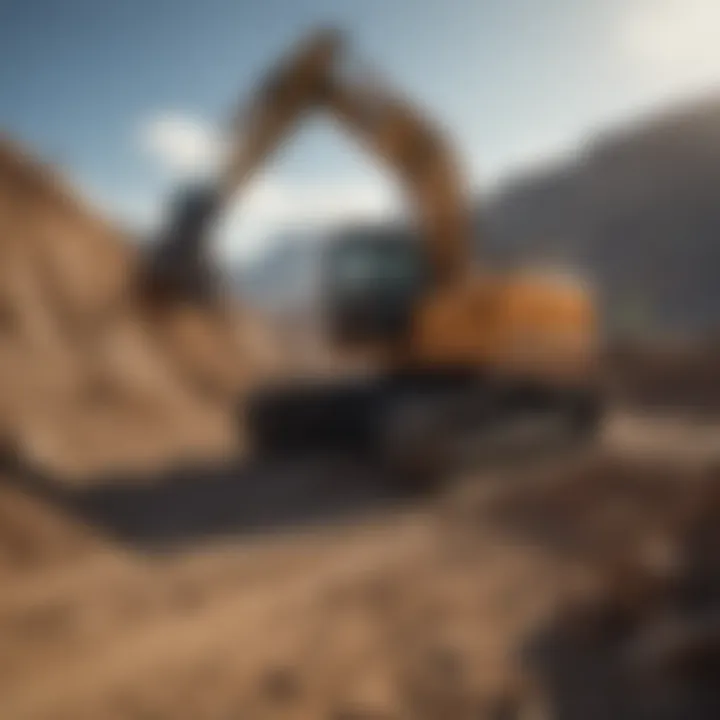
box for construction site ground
[1,407,719,720]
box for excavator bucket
[139,183,224,306]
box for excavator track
[244,373,604,489]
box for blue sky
[2,0,719,261]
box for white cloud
[138,112,226,178]
[619,0,720,94]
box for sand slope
[0,137,282,479]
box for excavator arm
[217,30,342,203]
[146,28,472,302]
[324,76,470,283]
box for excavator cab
[322,226,430,346]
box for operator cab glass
[322,226,429,344]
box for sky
[2,0,720,262]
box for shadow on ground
[0,452,410,552]
[0,415,592,554]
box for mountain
[487,96,720,338]
[232,233,324,321]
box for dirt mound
[0,135,282,480]
[511,460,720,719]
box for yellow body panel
[409,270,599,387]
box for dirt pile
[0,136,282,479]
[505,459,720,719]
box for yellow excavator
[145,28,603,481]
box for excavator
[143,28,603,482]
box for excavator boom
[218,29,342,202]
[325,80,469,282]
[145,28,472,302]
